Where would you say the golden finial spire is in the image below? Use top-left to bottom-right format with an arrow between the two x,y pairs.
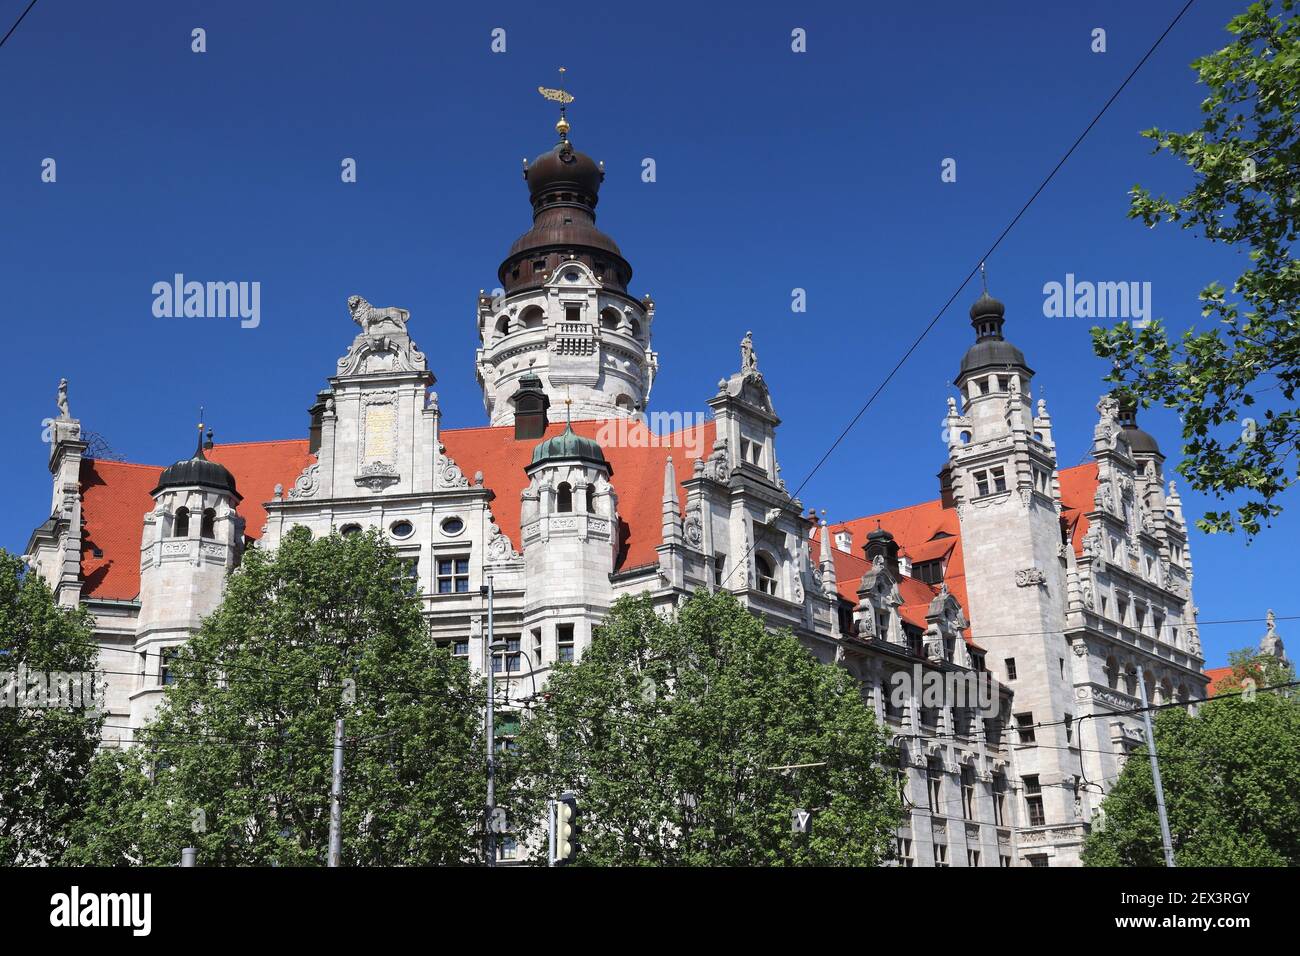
538,66 -> 574,142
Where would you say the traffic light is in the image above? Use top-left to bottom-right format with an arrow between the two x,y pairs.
553,792 -> 579,865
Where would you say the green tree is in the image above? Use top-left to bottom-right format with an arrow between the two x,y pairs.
63,528 -> 486,866
502,590 -> 902,866
1092,0 -> 1300,536
0,550 -> 103,864
1082,651 -> 1300,866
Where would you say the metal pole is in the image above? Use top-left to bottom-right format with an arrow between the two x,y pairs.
1136,669 -> 1176,867
547,799 -> 556,867
180,847 -> 197,867
484,575 -> 496,867
328,716 -> 344,867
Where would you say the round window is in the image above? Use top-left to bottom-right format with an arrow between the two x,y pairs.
441,516 -> 465,536
339,523 -> 362,537
390,520 -> 415,539
564,271 -> 580,282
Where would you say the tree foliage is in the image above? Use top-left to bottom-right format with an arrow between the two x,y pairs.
502,590 -> 902,866
1092,0 -> 1300,536
0,551 -> 102,864
63,528 -> 486,866
1082,651 -> 1300,866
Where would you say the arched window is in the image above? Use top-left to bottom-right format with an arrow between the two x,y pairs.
173,507 -> 190,537
556,482 -> 573,513
200,508 -> 217,538
629,318 -> 642,340
599,307 -> 621,331
520,305 -> 544,329
495,314 -> 511,338
585,485 -> 596,513
615,394 -> 635,413
755,553 -> 778,596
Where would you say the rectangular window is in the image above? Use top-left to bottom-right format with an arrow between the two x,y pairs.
934,843 -> 949,867
564,305 -> 582,322
967,849 -> 981,867
914,560 -> 943,585
1024,775 -> 1045,827
494,712 -> 521,755
436,638 -> 470,659
436,556 -> 470,594
975,471 -> 990,497
394,557 -> 420,594
531,628 -> 543,665
160,647 -> 179,686
993,775 -> 1007,826
961,766 -> 976,820
896,837 -> 913,867
1015,712 -> 1036,745
713,553 -> 727,587
978,378 -> 990,396
927,764 -> 942,814
1005,657 -> 1017,681
1028,854 -> 1049,868
556,623 -> 575,663
492,636 -> 521,673
991,467 -> 1007,493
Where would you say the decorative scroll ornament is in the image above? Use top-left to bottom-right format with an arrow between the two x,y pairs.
486,522 -> 520,563
288,462 -> 320,499
684,513 -> 703,549
437,444 -> 468,488
1015,567 -> 1046,588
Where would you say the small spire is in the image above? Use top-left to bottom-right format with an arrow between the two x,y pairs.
979,261 -> 988,294
194,407 -> 207,459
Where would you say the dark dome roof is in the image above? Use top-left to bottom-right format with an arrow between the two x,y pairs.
152,449 -> 239,498
525,142 -> 603,202
530,424 -> 609,472
506,211 -> 623,260
1123,425 -> 1161,455
969,291 -> 1005,321
958,338 -> 1029,377
1117,399 -> 1162,456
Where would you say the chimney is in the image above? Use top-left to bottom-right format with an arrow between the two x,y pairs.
307,389 -> 332,455
510,371 -> 550,440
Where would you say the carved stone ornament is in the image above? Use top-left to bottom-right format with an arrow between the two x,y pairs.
355,461 -> 399,493
437,445 -> 468,488
684,513 -> 703,549
288,462 -> 320,499
1015,567 -> 1046,588
486,523 -> 520,563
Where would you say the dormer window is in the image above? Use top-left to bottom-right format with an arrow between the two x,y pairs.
173,507 -> 190,537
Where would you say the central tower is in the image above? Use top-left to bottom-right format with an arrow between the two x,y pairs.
476,102 -> 658,425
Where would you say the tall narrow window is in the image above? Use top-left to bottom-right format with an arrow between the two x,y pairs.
1005,657 -> 1017,681
1023,775 -> 1045,826
585,485 -> 596,513
755,553 -> 778,596
961,766 -> 976,820
991,467 -> 1007,493
200,508 -> 216,538
927,758 -> 943,814
160,647 -> 179,686
992,773 -> 1007,826
556,482 -> 573,513
173,507 -> 190,537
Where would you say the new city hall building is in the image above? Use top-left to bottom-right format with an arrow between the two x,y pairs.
25,115 -> 1211,866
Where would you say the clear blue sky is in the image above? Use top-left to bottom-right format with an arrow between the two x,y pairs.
0,0 -> 1285,667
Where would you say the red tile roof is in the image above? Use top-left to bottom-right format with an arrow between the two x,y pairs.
70,428 -> 1098,634
826,462 -> 1100,638
77,440 -> 315,601
442,418 -> 715,571
1203,666 -> 1235,696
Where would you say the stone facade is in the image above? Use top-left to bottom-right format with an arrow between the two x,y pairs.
23,124 -> 1208,867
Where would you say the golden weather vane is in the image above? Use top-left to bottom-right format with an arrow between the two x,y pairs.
538,67 -> 574,141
